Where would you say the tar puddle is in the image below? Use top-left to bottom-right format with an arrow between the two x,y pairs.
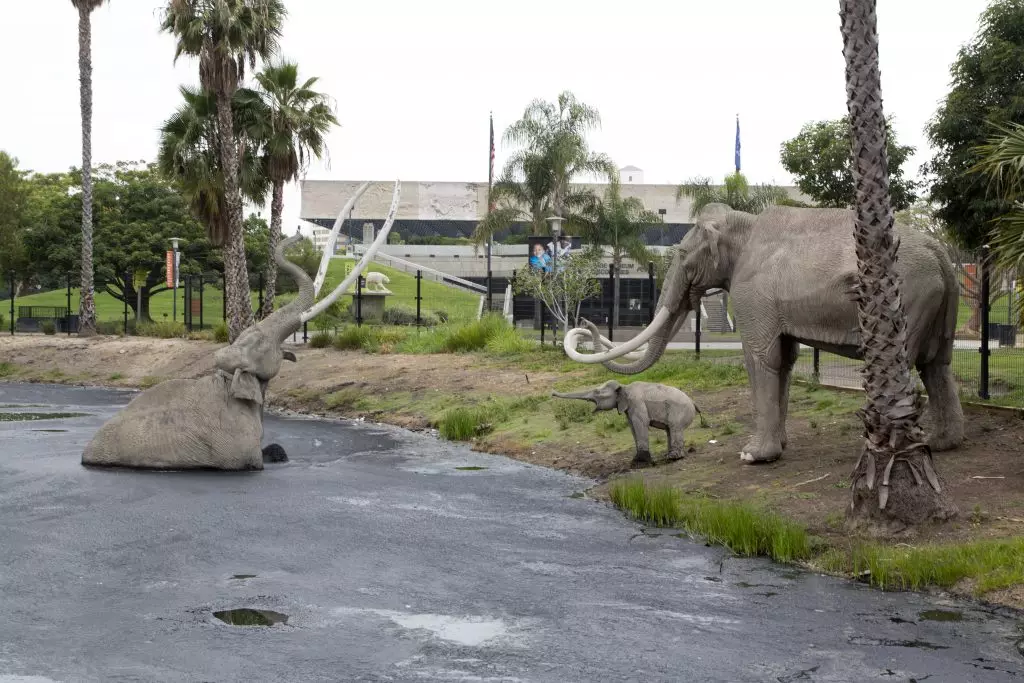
213,608 -> 288,627
455,466 -> 488,471
0,412 -> 88,422
231,574 -> 257,580
918,609 -> 964,622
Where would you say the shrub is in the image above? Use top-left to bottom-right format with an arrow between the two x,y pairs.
213,322 -> 229,343
382,305 -> 418,326
41,320 -> 56,335
484,325 -> 534,355
309,331 -> 333,348
438,407 -> 494,441
553,401 -> 594,430
442,315 -> 508,352
333,325 -> 377,351
137,321 -> 186,338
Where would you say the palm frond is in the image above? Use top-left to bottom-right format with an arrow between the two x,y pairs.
972,121 -> 1024,202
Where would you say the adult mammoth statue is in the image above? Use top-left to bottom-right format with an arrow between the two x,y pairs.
564,203 -> 964,464
81,181 -> 400,470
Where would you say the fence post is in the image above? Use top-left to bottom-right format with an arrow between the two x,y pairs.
416,270 -> 422,327
980,247 -> 991,400
199,277 -> 204,331
302,320 -> 308,343
487,268 -> 493,312
647,261 -> 656,325
66,275 -> 72,337
694,300 -> 702,360
607,262 -> 615,342
9,273 -> 15,335
356,275 -> 364,327
813,348 -> 820,383
185,277 -> 193,333
123,272 -> 129,335
540,301 -> 546,345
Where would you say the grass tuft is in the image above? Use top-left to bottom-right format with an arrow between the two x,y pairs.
610,479 -> 811,563
137,321 -> 186,339
213,322 -> 229,343
309,331 -> 333,349
553,400 -> 594,430
442,315 -> 509,353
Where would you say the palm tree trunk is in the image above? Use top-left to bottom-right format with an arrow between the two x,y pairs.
840,0 -> 956,530
214,88 -> 254,343
262,180 -> 284,319
612,255 -> 621,328
76,3 -> 97,337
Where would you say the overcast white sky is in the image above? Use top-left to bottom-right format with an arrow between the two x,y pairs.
0,0 -> 989,233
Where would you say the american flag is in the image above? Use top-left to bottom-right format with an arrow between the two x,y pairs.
488,112 -> 495,213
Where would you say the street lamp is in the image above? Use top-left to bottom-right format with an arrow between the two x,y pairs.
546,215 -> 564,343
169,237 -> 183,322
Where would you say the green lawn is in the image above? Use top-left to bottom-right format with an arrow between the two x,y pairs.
320,259 -> 481,323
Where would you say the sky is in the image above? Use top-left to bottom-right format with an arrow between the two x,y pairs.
0,0 -> 991,235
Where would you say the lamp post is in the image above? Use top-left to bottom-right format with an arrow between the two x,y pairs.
546,216 -> 564,343
169,237 -> 182,322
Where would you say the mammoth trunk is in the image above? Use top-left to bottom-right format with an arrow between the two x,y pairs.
257,235 -> 314,345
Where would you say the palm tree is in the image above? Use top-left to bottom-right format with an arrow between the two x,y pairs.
676,172 -> 789,218
70,0 -> 109,337
157,85 -> 268,277
974,122 -> 1024,272
160,0 -> 286,342
840,0 -> 955,528
474,92 -> 615,246
575,180 -> 661,326
243,61 -> 338,318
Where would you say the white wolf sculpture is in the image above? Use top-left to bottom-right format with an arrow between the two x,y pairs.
365,272 -> 391,292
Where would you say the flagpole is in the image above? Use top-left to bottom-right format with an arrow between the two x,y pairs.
734,113 -> 741,175
487,111 -> 494,311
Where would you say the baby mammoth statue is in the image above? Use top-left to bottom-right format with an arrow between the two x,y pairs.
81,181 -> 402,471
552,380 -> 704,468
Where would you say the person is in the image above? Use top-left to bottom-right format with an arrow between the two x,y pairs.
530,242 -> 551,272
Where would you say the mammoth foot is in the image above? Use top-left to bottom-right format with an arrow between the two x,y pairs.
739,437 -> 782,465
262,443 -> 289,463
666,450 -> 685,462
630,450 -> 655,469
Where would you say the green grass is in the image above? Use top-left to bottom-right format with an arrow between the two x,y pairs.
438,406 -> 496,441
321,259 -> 480,323
609,479 -> 812,563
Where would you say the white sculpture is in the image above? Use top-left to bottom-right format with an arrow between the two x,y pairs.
364,272 -> 391,292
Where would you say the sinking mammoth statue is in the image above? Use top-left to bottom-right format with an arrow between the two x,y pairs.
82,181 -> 400,470
564,203 -> 965,465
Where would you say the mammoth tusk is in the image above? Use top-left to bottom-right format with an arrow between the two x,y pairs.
564,308 -> 671,363
301,180 -> 402,323
313,181 -> 371,297
582,319 -> 648,360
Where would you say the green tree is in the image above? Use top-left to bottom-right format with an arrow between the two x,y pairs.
575,179 -> 661,326
780,117 -> 918,210
160,0 -> 286,342
840,0 -> 954,528
512,249 -> 602,331
474,92 -> 615,246
922,0 -> 1024,250
243,61 -> 337,317
676,172 -> 789,218
0,152 -> 30,294
70,0 -> 110,336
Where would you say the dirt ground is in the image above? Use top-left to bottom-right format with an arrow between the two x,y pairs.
3,334 -> 1024,548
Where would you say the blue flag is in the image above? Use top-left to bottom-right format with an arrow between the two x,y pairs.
734,114 -> 741,174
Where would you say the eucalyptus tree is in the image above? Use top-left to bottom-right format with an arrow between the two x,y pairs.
160,0 -> 286,340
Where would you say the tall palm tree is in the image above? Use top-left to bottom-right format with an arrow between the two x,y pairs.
157,85 -> 268,273
243,61 -> 337,318
575,180 -> 661,326
160,0 -> 286,342
676,172 -> 789,218
974,122 -> 1024,273
70,0 -> 109,337
840,0 -> 955,528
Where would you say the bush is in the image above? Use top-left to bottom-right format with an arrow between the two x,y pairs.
213,322 -> 229,343
438,406 -> 495,441
309,331 -> 333,348
333,325 -> 377,351
137,321 -> 186,338
484,325 -> 534,355
553,401 -> 594,430
442,315 -> 508,352
41,320 -> 56,335
381,305 -> 418,326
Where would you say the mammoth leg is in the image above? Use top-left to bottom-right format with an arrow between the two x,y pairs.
665,423 -> 685,461
740,342 -> 784,464
778,337 -> 800,451
626,410 -> 653,468
918,360 -> 964,452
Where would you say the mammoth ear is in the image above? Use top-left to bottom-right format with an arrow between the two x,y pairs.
615,383 -> 629,414
229,369 -> 264,405
282,351 -> 297,362
701,223 -> 722,273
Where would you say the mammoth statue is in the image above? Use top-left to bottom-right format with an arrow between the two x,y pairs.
81,181 -> 400,470
564,203 -> 964,465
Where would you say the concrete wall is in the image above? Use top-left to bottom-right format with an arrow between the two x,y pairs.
301,178 -> 812,226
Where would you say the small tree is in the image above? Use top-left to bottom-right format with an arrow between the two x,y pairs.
781,117 -> 917,210
513,250 -> 601,332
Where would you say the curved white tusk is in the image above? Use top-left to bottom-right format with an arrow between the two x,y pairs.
301,180 -> 401,323
563,308 -> 671,363
313,181 -> 371,297
580,320 -> 647,360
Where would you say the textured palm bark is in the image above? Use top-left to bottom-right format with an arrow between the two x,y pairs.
262,180 -> 284,319
840,0 -> 956,529
215,89 -> 254,343
76,3 -> 97,337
